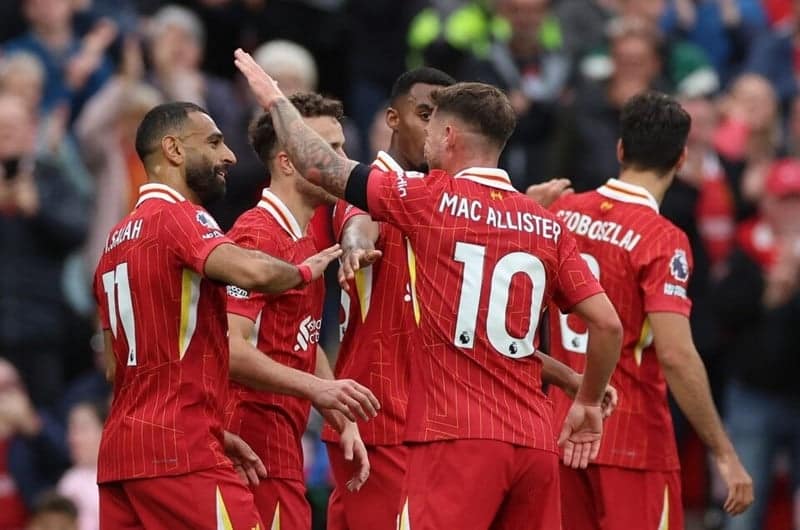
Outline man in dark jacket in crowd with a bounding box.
[712,158,800,530]
[0,93,89,407]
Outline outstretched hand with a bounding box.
[234,48,285,110]
[557,401,604,469]
[338,248,383,291]
[301,244,342,282]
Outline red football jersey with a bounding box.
[364,165,603,449]
[225,189,325,482]
[548,178,693,471]
[93,183,233,483]
[322,152,418,446]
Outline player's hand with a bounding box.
[564,374,618,419]
[526,178,573,208]
[223,431,267,487]
[234,48,285,110]
[557,401,604,469]
[714,452,754,516]
[340,422,370,492]
[311,378,380,422]
[337,248,383,291]
[301,244,343,282]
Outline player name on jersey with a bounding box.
[439,192,562,240]
[554,209,642,251]
[105,219,144,252]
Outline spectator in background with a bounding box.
[556,0,619,66]
[0,359,30,530]
[744,0,800,107]
[0,93,89,407]
[713,73,781,220]
[144,4,258,230]
[75,37,162,277]
[254,39,318,97]
[661,0,767,85]
[711,158,800,530]
[551,18,664,190]
[56,401,105,530]
[2,0,115,121]
[475,0,569,188]
[26,492,77,530]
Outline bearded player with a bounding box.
[548,92,753,529]
[236,49,623,530]
[93,102,345,529]
[224,93,378,529]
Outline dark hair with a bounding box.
[31,491,78,520]
[620,91,691,174]
[135,101,209,162]
[431,82,516,149]
[249,92,344,163]
[390,67,456,103]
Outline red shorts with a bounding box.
[559,465,683,530]
[326,442,407,530]
[399,440,561,530]
[99,465,262,530]
[251,478,310,530]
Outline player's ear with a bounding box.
[276,151,296,176]
[615,139,624,164]
[161,135,184,166]
[386,107,400,132]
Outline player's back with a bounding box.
[366,167,602,450]
[548,179,692,470]
[93,183,232,483]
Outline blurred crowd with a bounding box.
[0,0,798,529]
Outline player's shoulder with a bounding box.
[227,207,284,245]
[549,189,599,212]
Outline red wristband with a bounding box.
[297,264,313,284]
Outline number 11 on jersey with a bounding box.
[102,263,138,366]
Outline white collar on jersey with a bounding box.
[257,188,304,241]
[453,167,517,192]
[372,150,405,173]
[596,178,660,213]
[135,183,187,207]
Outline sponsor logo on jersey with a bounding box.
[669,249,689,282]
[226,285,250,299]
[294,316,322,351]
[663,283,687,298]
[196,211,221,230]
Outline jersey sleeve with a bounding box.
[332,199,370,241]
[224,215,280,321]
[637,227,694,317]
[365,168,433,233]
[93,262,111,331]
[552,231,606,311]
[162,204,233,277]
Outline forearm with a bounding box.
[229,335,319,398]
[576,326,621,404]
[315,346,335,380]
[536,351,579,394]
[269,97,358,198]
[341,216,380,251]
[662,351,735,457]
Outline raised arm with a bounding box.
[338,214,382,291]
[234,48,359,198]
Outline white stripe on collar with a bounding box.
[373,151,405,173]
[454,167,516,192]
[257,188,304,241]
[136,183,186,207]
[596,178,660,213]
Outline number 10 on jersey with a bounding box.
[453,242,546,359]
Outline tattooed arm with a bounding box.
[234,48,359,199]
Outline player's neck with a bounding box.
[268,182,315,232]
[617,169,670,206]
[146,172,200,205]
[386,142,415,172]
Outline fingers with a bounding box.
[724,481,754,516]
[245,464,260,486]
[589,439,601,462]
[347,443,370,492]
